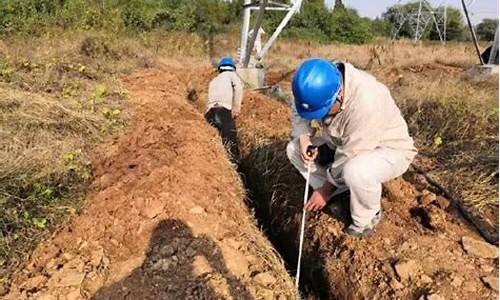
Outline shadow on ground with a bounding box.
[92,219,253,300]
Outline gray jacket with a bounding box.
[206,71,243,113]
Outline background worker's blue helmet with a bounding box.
[292,58,342,120]
[218,56,236,72]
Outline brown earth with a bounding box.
[234,88,499,300]
[171,65,499,299]
[267,64,499,245]
[4,67,298,300]
[5,64,498,300]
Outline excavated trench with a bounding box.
[184,67,331,298]
[234,97,332,298]
[187,67,499,300]
[239,149,328,299]
[4,68,300,300]
[6,65,498,300]
[232,88,499,300]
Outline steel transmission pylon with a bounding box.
[239,0,303,67]
[391,0,448,43]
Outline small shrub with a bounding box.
[80,36,116,58]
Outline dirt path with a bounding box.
[4,67,297,300]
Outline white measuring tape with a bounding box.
[295,162,311,288]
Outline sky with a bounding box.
[325,0,499,24]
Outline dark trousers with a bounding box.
[205,107,240,160]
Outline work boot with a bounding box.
[345,210,383,238]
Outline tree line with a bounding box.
[0,0,497,43]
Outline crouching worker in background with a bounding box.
[287,58,417,237]
[205,56,243,161]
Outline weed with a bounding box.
[0,29,160,281]
[80,36,116,58]
[63,150,91,181]
[0,59,15,81]
[102,107,121,125]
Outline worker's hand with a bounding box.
[299,134,317,163]
[232,111,240,119]
[304,182,335,212]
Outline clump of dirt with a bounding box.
[234,90,499,299]
[4,67,298,300]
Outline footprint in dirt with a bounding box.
[92,219,253,300]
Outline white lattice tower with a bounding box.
[239,0,303,66]
[391,0,448,43]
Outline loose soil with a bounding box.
[4,64,498,300]
[4,67,297,300]
[235,88,499,299]
[266,65,499,245]
[178,65,499,299]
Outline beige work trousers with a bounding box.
[286,137,412,227]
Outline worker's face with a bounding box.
[322,88,343,125]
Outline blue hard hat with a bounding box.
[218,56,236,71]
[292,58,342,120]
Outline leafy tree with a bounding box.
[371,17,391,37]
[476,18,498,41]
[0,0,236,35]
[382,1,421,39]
[334,0,345,10]
[326,8,373,44]
[265,0,373,44]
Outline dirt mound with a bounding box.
[4,68,297,300]
[234,91,499,299]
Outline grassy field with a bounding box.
[0,28,498,287]
[0,29,208,282]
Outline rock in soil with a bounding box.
[426,293,445,300]
[394,259,420,282]
[22,275,48,290]
[481,264,495,274]
[462,236,499,259]
[253,272,277,287]
[450,275,464,287]
[142,197,165,219]
[389,278,404,290]
[426,206,447,231]
[189,206,206,215]
[419,190,437,206]
[420,274,433,284]
[434,196,450,210]
[410,206,446,231]
[481,276,499,291]
[413,173,430,191]
[55,270,86,287]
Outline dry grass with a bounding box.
[1,27,497,288]
[246,38,498,230]
[262,39,476,71]
[0,29,209,281]
[398,74,498,214]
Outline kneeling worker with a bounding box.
[287,58,417,237]
[205,56,243,160]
